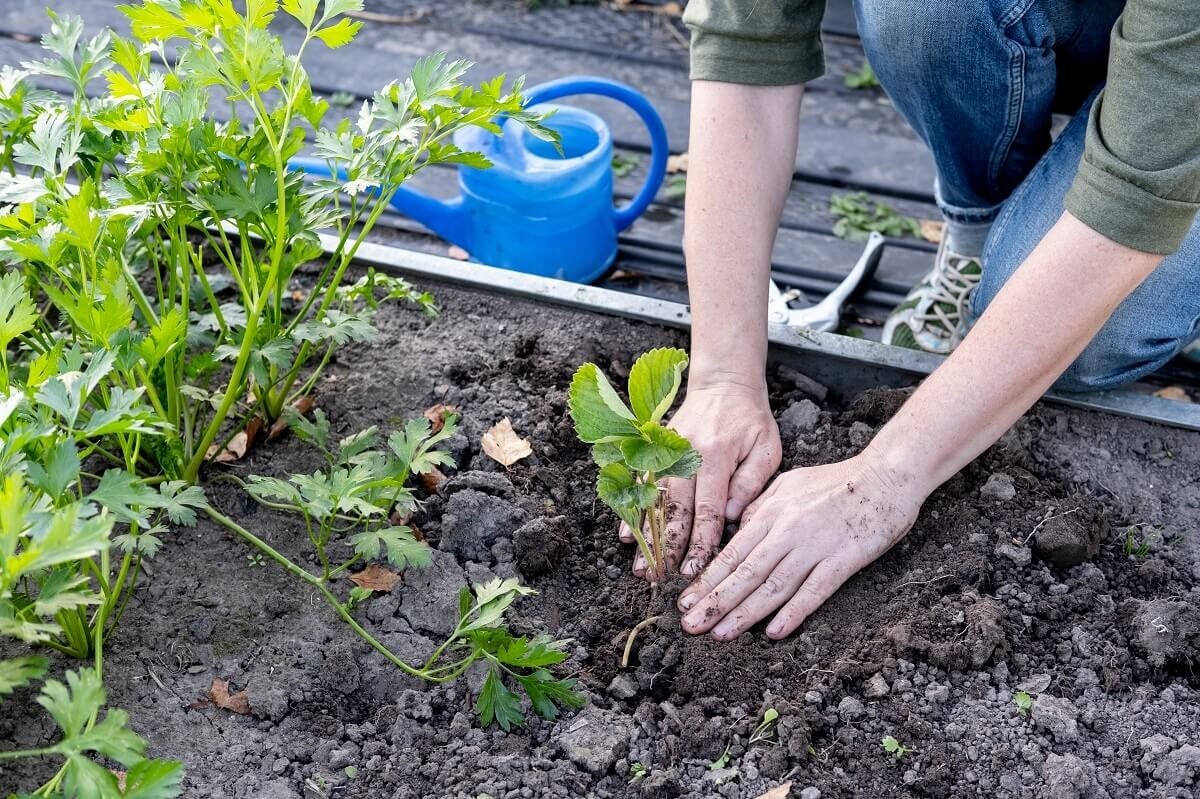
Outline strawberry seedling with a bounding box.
[882,734,910,759]
[569,347,700,664]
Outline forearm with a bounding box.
[867,212,1163,496]
[684,80,804,389]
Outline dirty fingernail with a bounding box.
[678,593,697,610]
[681,559,699,577]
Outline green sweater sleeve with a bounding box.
[682,0,827,86]
[1065,3,1200,255]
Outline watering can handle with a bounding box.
[523,76,669,232]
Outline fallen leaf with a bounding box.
[209,679,251,715]
[753,782,792,799]
[291,288,307,302]
[420,466,447,493]
[1153,385,1192,402]
[919,219,944,243]
[423,403,458,434]
[349,563,402,592]
[481,417,533,467]
[268,396,316,441]
[666,151,688,173]
[447,244,470,261]
[390,508,412,526]
[112,771,126,791]
[207,417,265,463]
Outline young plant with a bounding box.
[882,734,910,760]
[1013,690,1032,716]
[845,60,881,90]
[1,3,554,482]
[749,707,781,745]
[628,761,649,784]
[217,413,581,728]
[0,661,182,797]
[568,348,700,583]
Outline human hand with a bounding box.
[621,380,781,579]
[676,454,923,640]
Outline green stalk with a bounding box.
[205,507,461,683]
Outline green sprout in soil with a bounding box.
[845,60,881,90]
[749,707,781,745]
[628,761,649,784]
[1013,690,1033,716]
[217,412,582,729]
[1123,525,1160,558]
[830,192,922,241]
[709,744,733,771]
[882,734,910,759]
[569,348,700,665]
[612,152,641,178]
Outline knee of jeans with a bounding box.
[856,0,953,77]
[1054,337,1175,393]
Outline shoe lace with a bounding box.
[913,255,981,340]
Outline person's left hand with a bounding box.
[676,454,923,640]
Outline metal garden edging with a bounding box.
[330,235,1200,433]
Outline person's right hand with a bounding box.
[621,379,782,579]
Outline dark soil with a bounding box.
[3,282,1199,799]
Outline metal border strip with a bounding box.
[332,235,1200,432]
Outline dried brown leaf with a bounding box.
[420,466,447,494]
[666,151,689,173]
[209,678,251,715]
[268,396,316,441]
[1153,385,1192,402]
[919,219,944,243]
[423,403,458,434]
[349,563,402,592]
[207,417,265,463]
[753,782,792,799]
[481,417,533,467]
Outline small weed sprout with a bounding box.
[882,735,910,759]
[709,744,733,771]
[612,152,641,178]
[845,60,881,90]
[1013,690,1033,716]
[1123,525,1160,558]
[628,761,649,784]
[749,707,781,745]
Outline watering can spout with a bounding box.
[285,157,471,251]
[387,185,470,250]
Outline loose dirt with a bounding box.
[3,281,1198,798]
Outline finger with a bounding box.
[766,558,849,639]
[709,551,816,641]
[661,477,695,572]
[632,549,646,578]
[679,519,780,632]
[678,512,771,611]
[618,521,634,544]
[680,458,733,577]
[724,433,782,521]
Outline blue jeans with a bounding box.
[855,0,1200,391]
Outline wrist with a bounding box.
[857,437,937,506]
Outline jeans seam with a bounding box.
[987,0,1039,199]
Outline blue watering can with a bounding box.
[290,76,669,284]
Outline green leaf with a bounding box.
[313,17,361,48]
[0,655,48,696]
[88,470,159,526]
[463,577,535,633]
[349,526,431,569]
[656,447,702,480]
[281,0,319,27]
[516,669,584,721]
[24,439,80,497]
[0,270,37,352]
[627,347,688,424]
[120,759,184,799]
[619,422,694,473]
[591,442,623,467]
[568,363,640,444]
[475,664,523,730]
[36,668,105,741]
[32,568,99,616]
[156,481,207,526]
[495,633,570,669]
[596,462,656,525]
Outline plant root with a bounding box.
[621,614,663,669]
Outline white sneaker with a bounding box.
[882,239,982,355]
